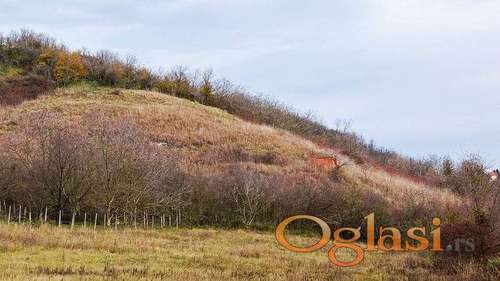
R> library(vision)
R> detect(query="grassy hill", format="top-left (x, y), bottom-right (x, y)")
top-left (0, 84), bottom-right (461, 225)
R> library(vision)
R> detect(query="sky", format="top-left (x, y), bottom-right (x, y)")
top-left (1, 0), bottom-right (499, 166)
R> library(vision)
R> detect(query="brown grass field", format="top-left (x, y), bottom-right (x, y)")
top-left (0, 223), bottom-right (497, 281)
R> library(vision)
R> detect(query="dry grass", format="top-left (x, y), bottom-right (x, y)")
top-left (0, 84), bottom-right (322, 161)
top-left (341, 161), bottom-right (462, 211)
top-left (0, 224), bottom-right (497, 281)
top-left (0, 223), bottom-right (343, 281)
top-left (0, 84), bottom-right (464, 217)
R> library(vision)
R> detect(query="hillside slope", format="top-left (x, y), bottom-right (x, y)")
top-left (0, 84), bottom-right (461, 227)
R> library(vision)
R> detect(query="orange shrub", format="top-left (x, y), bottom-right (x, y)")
top-left (53, 51), bottom-right (88, 85)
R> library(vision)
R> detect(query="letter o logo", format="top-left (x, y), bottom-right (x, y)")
top-left (328, 243), bottom-right (364, 267)
top-left (275, 215), bottom-right (331, 253)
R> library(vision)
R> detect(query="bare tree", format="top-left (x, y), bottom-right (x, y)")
top-left (230, 171), bottom-right (269, 227)
top-left (452, 155), bottom-right (500, 256)
top-left (7, 111), bottom-right (93, 215)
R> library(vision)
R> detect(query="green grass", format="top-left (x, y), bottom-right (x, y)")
top-left (0, 66), bottom-right (23, 82)
top-left (0, 224), bottom-right (497, 281)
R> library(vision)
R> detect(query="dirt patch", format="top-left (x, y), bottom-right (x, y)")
top-left (310, 155), bottom-right (339, 169)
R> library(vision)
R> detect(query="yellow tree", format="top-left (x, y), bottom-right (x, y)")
top-left (53, 51), bottom-right (88, 85)
top-left (34, 47), bottom-right (58, 79)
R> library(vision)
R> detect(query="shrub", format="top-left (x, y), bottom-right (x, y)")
top-left (83, 50), bottom-right (122, 86)
top-left (53, 51), bottom-right (88, 85)
top-left (33, 47), bottom-right (58, 79)
top-left (0, 29), bottom-right (58, 68)
top-left (441, 156), bottom-right (500, 257)
top-left (134, 67), bottom-right (155, 90)
top-left (0, 65), bottom-right (23, 80)
top-left (0, 74), bottom-right (51, 105)
top-left (153, 66), bottom-right (194, 99)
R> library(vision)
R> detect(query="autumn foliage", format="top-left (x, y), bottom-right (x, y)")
top-left (52, 51), bottom-right (88, 85)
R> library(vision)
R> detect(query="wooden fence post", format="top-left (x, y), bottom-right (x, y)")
top-left (71, 212), bottom-right (76, 230)
top-left (134, 208), bottom-right (137, 229)
top-left (94, 213), bottom-right (98, 231)
top-left (143, 212), bottom-right (146, 228)
top-left (176, 210), bottom-right (179, 228)
top-left (58, 210), bottom-right (62, 227)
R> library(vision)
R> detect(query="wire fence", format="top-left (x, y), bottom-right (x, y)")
top-left (0, 201), bottom-right (183, 230)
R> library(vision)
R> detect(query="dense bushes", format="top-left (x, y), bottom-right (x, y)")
top-left (53, 51), bottom-right (88, 85)
top-left (0, 112), bottom-right (186, 222)
top-left (0, 111), bottom-right (407, 230)
top-left (440, 157), bottom-right (500, 257)
top-left (0, 74), bottom-right (52, 105)
top-left (0, 29), bottom-right (58, 69)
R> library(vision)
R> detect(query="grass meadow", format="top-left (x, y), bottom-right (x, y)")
top-left (0, 223), bottom-right (497, 281)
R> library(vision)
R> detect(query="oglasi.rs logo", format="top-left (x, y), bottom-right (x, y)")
top-left (275, 213), bottom-right (443, 267)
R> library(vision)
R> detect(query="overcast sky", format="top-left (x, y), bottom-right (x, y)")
top-left (1, 0), bottom-right (499, 166)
